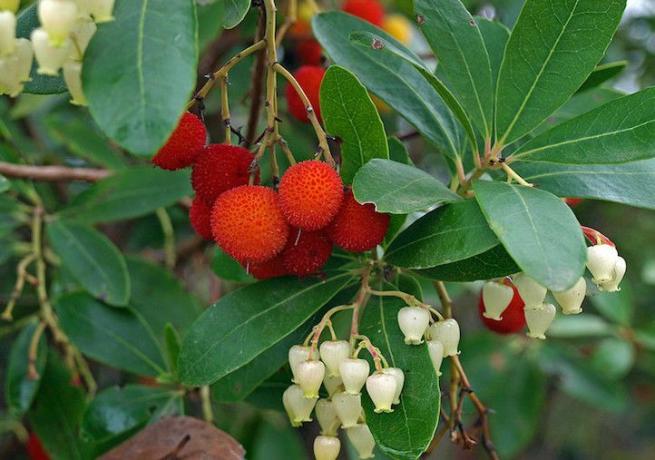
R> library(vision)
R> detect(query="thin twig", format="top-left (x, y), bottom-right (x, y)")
top-left (0, 161), bottom-right (109, 182)
top-left (156, 208), bottom-right (176, 269)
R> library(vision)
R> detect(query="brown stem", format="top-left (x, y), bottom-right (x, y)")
top-left (0, 162), bottom-right (109, 182)
top-left (245, 8), bottom-right (267, 146)
top-left (350, 268), bottom-right (371, 342)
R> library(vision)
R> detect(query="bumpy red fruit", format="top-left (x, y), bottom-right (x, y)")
top-left (191, 144), bottom-right (256, 206)
top-left (297, 39), bottom-right (323, 66)
top-left (211, 185), bottom-right (289, 264)
top-left (249, 256), bottom-right (288, 280)
top-left (279, 160), bottom-right (344, 230)
top-left (152, 112), bottom-right (206, 170)
top-left (282, 229), bottom-right (333, 276)
top-left (285, 65), bottom-right (325, 123)
top-left (478, 282), bottom-right (526, 334)
top-left (189, 197), bottom-right (213, 240)
top-left (328, 190), bottom-right (390, 252)
top-left (342, 0), bottom-right (385, 26)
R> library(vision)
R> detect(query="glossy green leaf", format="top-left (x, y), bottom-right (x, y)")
top-left (353, 159), bottom-right (459, 214)
top-left (56, 292), bottom-right (167, 376)
top-left (590, 280), bottom-right (633, 326)
top-left (578, 61), bottom-right (627, 93)
top-left (164, 324), bottom-right (181, 376)
top-left (360, 293), bottom-right (440, 459)
top-left (212, 247), bottom-right (254, 282)
top-left (60, 167), bottom-right (192, 223)
top-left (81, 385), bottom-right (183, 444)
top-left (386, 200), bottom-right (499, 269)
top-left (313, 12), bottom-right (463, 158)
top-left (83, 0), bottom-right (198, 156)
top-left (320, 65), bottom-right (389, 184)
top-left (387, 137), bottom-right (412, 165)
top-left (417, 244), bottom-right (519, 281)
top-left (474, 181), bottom-right (586, 291)
top-left (47, 220), bottom-right (130, 306)
top-left (415, 0), bottom-right (493, 137)
top-left (15, 4), bottom-right (67, 94)
top-left (178, 274), bottom-right (355, 386)
top-left (222, 0), bottom-right (250, 29)
top-left (547, 314), bottom-right (613, 338)
top-left (476, 17), bottom-right (510, 91)
top-left (590, 337), bottom-right (635, 380)
top-left (6, 322), bottom-right (47, 416)
top-left (495, 0), bottom-right (626, 144)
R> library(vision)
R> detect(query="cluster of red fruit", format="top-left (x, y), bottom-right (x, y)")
top-left (152, 112), bottom-right (390, 279)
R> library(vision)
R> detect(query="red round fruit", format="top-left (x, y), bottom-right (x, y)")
top-left (342, 0), bottom-right (385, 26)
top-left (191, 144), bottom-right (256, 206)
top-left (285, 65), bottom-right (325, 123)
top-left (328, 189), bottom-right (390, 252)
top-left (249, 256), bottom-right (288, 280)
top-left (26, 433), bottom-right (50, 460)
top-left (282, 229), bottom-right (333, 276)
top-left (297, 39), bottom-right (323, 66)
top-left (152, 112), bottom-right (206, 170)
top-left (565, 197), bottom-right (583, 207)
top-left (278, 160), bottom-right (344, 230)
top-left (211, 185), bottom-right (289, 264)
top-left (189, 197), bottom-right (213, 240)
top-left (478, 282), bottom-right (526, 334)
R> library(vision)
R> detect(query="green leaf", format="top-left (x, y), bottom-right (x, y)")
top-left (495, 0), bottom-right (626, 144)
top-left (386, 200), bottom-right (499, 269)
top-left (589, 337), bottom-right (634, 380)
top-left (353, 159), bottom-right (460, 214)
top-left (320, 65), bottom-right (389, 184)
top-left (212, 247), bottom-right (254, 282)
top-left (83, 0), bottom-right (198, 156)
top-left (81, 385), bottom-right (183, 445)
top-left (178, 274), bottom-right (355, 386)
top-left (6, 322), bottom-right (47, 416)
top-left (221, 0), bottom-right (250, 29)
top-left (0, 174), bottom-right (8, 193)
top-left (590, 280), bottom-right (633, 326)
top-left (60, 167), bottom-right (192, 223)
top-left (56, 292), bottom-right (167, 376)
top-left (547, 314), bottom-right (613, 338)
top-left (164, 324), bottom-right (182, 376)
top-left (28, 352), bottom-right (91, 460)
top-left (414, 0), bottom-right (493, 137)
top-left (249, 417), bottom-right (306, 460)
top-left (15, 4), bottom-right (67, 94)
top-left (474, 181), bottom-right (586, 291)
top-left (360, 293), bottom-right (440, 459)
top-left (47, 220), bottom-right (130, 306)
top-left (578, 61), bottom-right (627, 93)
top-left (387, 137), bottom-right (412, 165)
top-left (476, 17), bottom-right (510, 92)
top-left (313, 12), bottom-right (463, 159)
top-left (417, 244), bottom-right (519, 282)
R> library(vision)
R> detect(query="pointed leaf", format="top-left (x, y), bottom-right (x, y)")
top-left (6, 322), bottom-right (47, 416)
top-left (476, 17), bottom-right (510, 92)
top-left (578, 61), bottom-right (627, 93)
top-left (222, 0), bottom-right (250, 29)
top-left (418, 244), bottom-right (519, 281)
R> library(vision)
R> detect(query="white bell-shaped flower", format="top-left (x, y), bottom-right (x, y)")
top-left (288, 345), bottom-right (316, 383)
top-left (427, 339), bottom-right (444, 376)
top-left (346, 423), bottom-right (375, 459)
top-left (0, 1), bottom-right (20, 13)
top-left (332, 391), bottom-right (362, 428)
top-left (482, 281), bottom-right (514, 320)
top-left (39, 0), bottom-right (78, 46)
top-left (63, 60), bottom-right (86, 105)
top-left (586, 244), bottom-right (619, 285)
top-left (525, 303), bottom-right (556, 340)
top-left (0, 11), bottom-right (16, 56)
top-left (553, 277), bottom-right (586, 315)
top-left (296, 360), bottom-right (325, 398)
top-left (314, 435), bottom-right (340, 460)
top-left (382, 367), bottom-right (404, 405)
top-left (397, 306), bottom-right (430, 345)
top-left (88, 0), bottom-right (115, 23)
top-left (319, 340), bottom-right (351, 377)
top-left (365, 372), bottom-right (397, 413)
top-left (69, 16), bottom-right (96, 59)
top-left (73, 0), bottom-right (92, 17)
top-left (322, 374), bottom-right (343, 397)
top-left (32, 28), bottom-right (70, 75)
top-left (282, 384), bottom-right (316, 427)
top-left (428, 319), bottom-right (460, 357)
top-left (0, 55), bottom-right (21, 96)
top-left (339, 358), bottom-right (369, 395)
top-left (513, 273), bottom-right (547, 307)
top-left (315, 399), bottom-right (339, 436)
top-left (14, 38), bottom-right (33, 83)
top-left (599, 256), bottom-right (626, 293)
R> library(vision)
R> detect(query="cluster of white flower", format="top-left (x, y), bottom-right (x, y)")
top-left (0, 0), bottom-right (114, 103)
top-left (283, 338), bottom-right (404, 459)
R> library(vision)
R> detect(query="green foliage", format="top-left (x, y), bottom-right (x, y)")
top-left (5, 322), bottom-right (47, 416)
top-left (221, 0), bottom-right (250, 29)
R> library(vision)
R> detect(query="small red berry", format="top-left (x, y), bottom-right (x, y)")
top-left (189, 197), bottom-right (213, 240)
top-left (279, 160), bottom-right (344, 230)
top-left (297, 39), bottom-right (323, 66)
top-left (152, 112), bottom-right (206, 170)
top-left (342, 0), bottom-right (385, 26)
top-left (328, 189), bottom-right (390, 253)
top-left (478, 282), bottom-right (526, 334)
top-left (26, 433), bottom-right (50, 460)
top-left (211, 185), bottom-right (289, 264)
top-left (191, 144), bottom-right (257, 206)
top-left (285, 65), bottom-right (325, 123)
top-left (565, 197), bottom-right (583, 207)
top-left (282, 229), bottom-right (333, 276)
top-left (249, 256), bottom-right (288, 280)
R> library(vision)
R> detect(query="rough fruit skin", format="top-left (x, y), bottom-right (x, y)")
top-left (285, 66), bottom-right (325, 123)
top-left (282, 229), bottom-right (333, 276)
top-left (478, 282), bottom-right (526, 334)
top-left (297, 39), bottom-right (323, 66)
top-left (211, 185), bottom-right (289, 264)
top-left (342, 0), bottom-right (385, 26)
top-left (152, 112), bottom-right (206, 170)
top-left (189, 197), bottom-right (213, 240)
top-left (279, 160), bottom-right (344, 230)
top-left (191, 144), bottom-right (256, 206)
top-left (328, 190), bottom-right (390, 253)
top-left (249, 256), bottom-right (288, 280)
